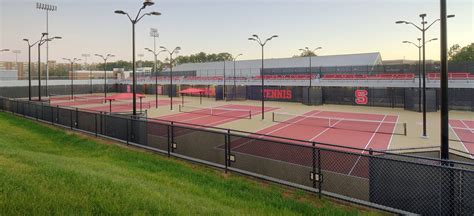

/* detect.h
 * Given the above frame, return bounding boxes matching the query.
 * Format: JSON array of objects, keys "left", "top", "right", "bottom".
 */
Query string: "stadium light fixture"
[
  {"left": 145, "top": 47, "right": 165, "bottom": 108},
  {"left": 0, "top": 49, "right": 9, "bottom": 52},
  {"left": 299, "top": 46, "right": 323, "bottom": 88},
  {"left": 36, "top": 2, "right": 57, "bottom": 97},
  {"left": 160, "top": 46, "right": 181, "bottom": 110},
  {"left": 232, "top": 53, "right": 243, "bottom": 100},
  {"left": 63, "top": 58, "right": 81, "bottom": 99},
  {"left": 248, "top": 34, "right": 279, "bottom": 120},
  {"left": 395, "top": 13, "right": 454, "bottom": 141},
  {"left": 114, "top": 0, "right": 161, "bottom": 116},
  {"left": 95, "top": 54, "right": 115, "bottom": 99}
]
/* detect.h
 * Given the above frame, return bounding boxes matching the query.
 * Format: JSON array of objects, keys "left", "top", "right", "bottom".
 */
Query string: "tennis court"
[
  {"left": 155, "top": 104, "right": 278, "bottom": 126},
  {"left": 227, "top": 110, "right": 403, "bottom": 178},
  {"left": 50, "top": 95, "right": 106, "bottom": 106},
  {"left": 450, "top": 119, "right": 474, "bottom": 157}
]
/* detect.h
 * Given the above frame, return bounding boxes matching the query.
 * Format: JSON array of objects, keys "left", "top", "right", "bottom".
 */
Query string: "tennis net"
[
  {"left": 272, "top": 112, "right": 407, "bottom": 135},
  {"left": 179, "top": 105, "right": 252, "bottom": 119},
  {"left": 73, "top": 95, "right": 105, "bottom": 104}
]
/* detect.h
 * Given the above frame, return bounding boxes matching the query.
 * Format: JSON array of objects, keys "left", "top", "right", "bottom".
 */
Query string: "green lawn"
[{"left": 0, "top": 112, "right": 382, "bottom": 215}]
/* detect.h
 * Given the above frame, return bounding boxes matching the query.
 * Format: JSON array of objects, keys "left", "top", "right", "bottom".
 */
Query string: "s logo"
[{"left": 355, "top": 90, "right": 368, "bottom": 105}]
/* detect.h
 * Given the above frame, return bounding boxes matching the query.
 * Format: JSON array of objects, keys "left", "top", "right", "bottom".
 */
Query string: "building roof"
[{"left": 170, "top": 52, "right": 382, "bottom": 72}]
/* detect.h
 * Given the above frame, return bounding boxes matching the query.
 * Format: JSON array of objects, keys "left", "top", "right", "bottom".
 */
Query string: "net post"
[
  {"left": 249, "top": 110, "right": 252, "bottom": 119},
  {"left": 178, "top": 104, "right": 182, "bottom": 112},
  {"left": 404, "top": 123, "right": 407, "bottom": 136},
  {"left": 272, "top": 112, "right": 274, "bottom": 122}
]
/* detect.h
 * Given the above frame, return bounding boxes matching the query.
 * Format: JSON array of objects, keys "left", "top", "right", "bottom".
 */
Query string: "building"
[{"left": 166, "top": 52, "right": 383, "bottom": 77}]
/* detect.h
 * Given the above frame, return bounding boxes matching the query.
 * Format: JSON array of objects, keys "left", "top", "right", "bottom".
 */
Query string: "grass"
[{"left": 0, "top": 111, "right": 384, "bottom": 215}]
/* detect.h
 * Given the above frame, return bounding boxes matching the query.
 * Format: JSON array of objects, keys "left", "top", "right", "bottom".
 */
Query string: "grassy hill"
[{"left": 0, "top": 112, "right": 382, "bottom": 215}]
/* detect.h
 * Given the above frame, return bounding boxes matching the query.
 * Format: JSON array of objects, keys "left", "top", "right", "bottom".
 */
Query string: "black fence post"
[
  {"left": 126, "top": 118, "right": 129, "bottom": 145},
  {"left": 51, "top": 106, "right": 54, "bottom": 125},
  {"left": 167, "top": 123, "right": 171, "bottom": 157},
  {"left": 170, "top": 122, "right": 175, "bottom": 153},
  {"left": 56, "top": 105, "right": 59, "bottom": 124},
  {"left": 311, "top": 142, "right": 318, "bottom": 197},
  {"left": 225, "top": 129, "right": 229, "bottom": 173},
  {"left": 75, "top": 108, "right": 78, "bottom": 129},
  {"left": 70, "top": 109, "right": 73, "bottom": 129},
  {"left": 317, "top": 146, "right": 322, "bottom": 199},
  {"left": 94, "top": 113, "right": 98, "bottom": 137}
]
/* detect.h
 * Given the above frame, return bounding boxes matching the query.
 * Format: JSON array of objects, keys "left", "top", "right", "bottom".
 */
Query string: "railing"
[{"left": 1, "top": 96, "right": 473, "bottom": 215}]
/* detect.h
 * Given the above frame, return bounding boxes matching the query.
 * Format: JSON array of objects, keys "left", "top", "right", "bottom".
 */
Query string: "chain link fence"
[{"left": 1, "top": 96, "right": 473, "bottom": 215}]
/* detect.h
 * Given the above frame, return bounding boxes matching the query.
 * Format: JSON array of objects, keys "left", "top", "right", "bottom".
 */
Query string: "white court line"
[
  {"left": 450, "top": 120, "right": 473, "bottom": 159},
  {"left": 348, "top": 114, "right": 387, "bottom": 176},
  {"left": 309, "top": 118, "right": 344, "bottom": 142},
  {"left": 386, "top": 115, "right": 399, "bottom": 151},
  {"left": 460, "top": 120, "right": 474, "bottom": 134},
  {"left": 230, "top": 110, "right": 323, "bottom": 150}
]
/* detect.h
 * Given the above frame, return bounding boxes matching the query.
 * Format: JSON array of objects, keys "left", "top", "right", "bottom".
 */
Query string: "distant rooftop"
[{"left": 169, "top": 52, "right": 383, "bottom": 72}]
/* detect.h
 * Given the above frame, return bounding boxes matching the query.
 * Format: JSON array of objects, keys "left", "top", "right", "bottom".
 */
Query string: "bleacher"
[
  {"left": 252, "top": 74, "right": 317, "bottom": 80},
  {"left": 427, "top": 72, "right": 474, "bottom": 80},
  {"left": 322, "top": 73, "right": 415, "bottom": 80}
]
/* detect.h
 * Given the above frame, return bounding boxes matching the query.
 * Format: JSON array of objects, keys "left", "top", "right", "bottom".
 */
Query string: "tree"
[
  {"left": 448, "top": 43, "right": 474, "bottom": 62},
  {"left": 174, "top": 52, "right": 233, "bottom": 64},
  {"left": 295, "top": 50, "right": 318, "bottom": 57}
]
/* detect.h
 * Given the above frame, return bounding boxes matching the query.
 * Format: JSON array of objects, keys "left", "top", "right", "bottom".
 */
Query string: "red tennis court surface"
[
  {"left": 228, "top": 110, "right": 400, "bottom": 178},
  {"left": 450, "top": 119, "right": 474, "bottom": 157},
  {"left": 154, "top": 104, "right": 278, "bottom": 127},
  {"left": 82, "top": 99, "right": 179, "bottom": 113}
]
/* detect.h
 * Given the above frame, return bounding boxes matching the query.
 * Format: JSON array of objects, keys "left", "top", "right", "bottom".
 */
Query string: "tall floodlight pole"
[
  {"left": 160, "top": 46, "right": 181, "bottom": 110},
  {"left": 232, "top": 54, "right": 243, "bottom": 100},
  {"left": 95, "top": 54, "right": 115, "bottom": 99},
  {"left": 249, "top": 34, "right": 278, "bottom": 120},
  {"left": 299, "top": 46, "right": 322, "bottom": 87},
  {"left": 145, "top": 48, "right": 165, "bottom": 108},
  {"left": 23, "top": 40, "right": 39, "bottom": 101},
  {"left": 37, "top": 33, "right": 61, "bottom": 101},
  {"left": 82, "top": 54, "right": 92, "bottom": 93},
  {"left": 440, "top": 0, "right": 450, "bottom": 161},
  {"left": 12, "top": 50, "right": 21, "bottom": 70},
  {"left": 396, "top": 14, "right": 454, "bottom": 138},
  {"left": 36, "top": 2, "right": 57, "bottom": 97},
  {"left": 402, "top": 38, "right": 438, "bottom": 112},
  {"left": 63, "top": 58, "right": 81, "bottom": 99},
  {"left": 115, "top": 0, "right": 161, "bottom": 116}
]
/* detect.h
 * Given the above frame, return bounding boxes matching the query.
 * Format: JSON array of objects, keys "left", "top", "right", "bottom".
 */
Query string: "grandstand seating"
[
  {"left": 322, "top": 73, "right": 415, "bottom": 80},
  {"left": 427, "top": 72, "right": 473, "bottom": 80},
  {"left": 252, "top": 74, "right": 317, "bottom": 80}
]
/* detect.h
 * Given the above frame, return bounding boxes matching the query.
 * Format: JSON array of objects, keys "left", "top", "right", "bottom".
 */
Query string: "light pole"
[
  {"left": 396, "top": 13, "right": 454, "bottom": 138},
  {"left": 12, "top": 50, "right": 21, "bottom": 70},
  {"left": 37, "top": 33, "right": 61, "bottom": 101},
  {"left": 232, "top": 53, "right": 243, "bottom": 100},
  {"left": 248, "top": 34, "right": 278, "bottom": 120},
  {"left": 23, "top": 40, "right": 37, "bottom": 101},
  {"left": 95, "top": 54, "right": 114, "bottom": 99},
  {"left": 160, "top": 46, "right": 181, "bottom": 110},
  {"left": 82, "top": 54, "right": 92, "bottom": 93},
  {"left": 115, "top": 1, "right": 161, "bottom": 116},
  {"left": 36, "top": 2, "right": 57, "bottom": 98},
  {"left": 440, "top": 0, "right": 450, "bottom": 161},
  {"left": 145, "top": 48, "right": 165, "bottom": 108},
  {"left": 63, "top": 58, "right": 81, "bottom": 99},
  {"left": 402, "top": 38, "right": 438, "bottom": 112},
  {"left": 299, "top": 46, "right": 322, "bottom": 87}
]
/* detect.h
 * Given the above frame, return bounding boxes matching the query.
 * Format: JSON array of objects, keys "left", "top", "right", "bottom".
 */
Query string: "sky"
[{"left": 0, "top": 0, "right": 473, "bottom": 64}]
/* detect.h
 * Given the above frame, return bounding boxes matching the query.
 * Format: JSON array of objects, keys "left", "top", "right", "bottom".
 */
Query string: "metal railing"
[{"left": 0, "top": 96, "right": 473, "bottom": 215}]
